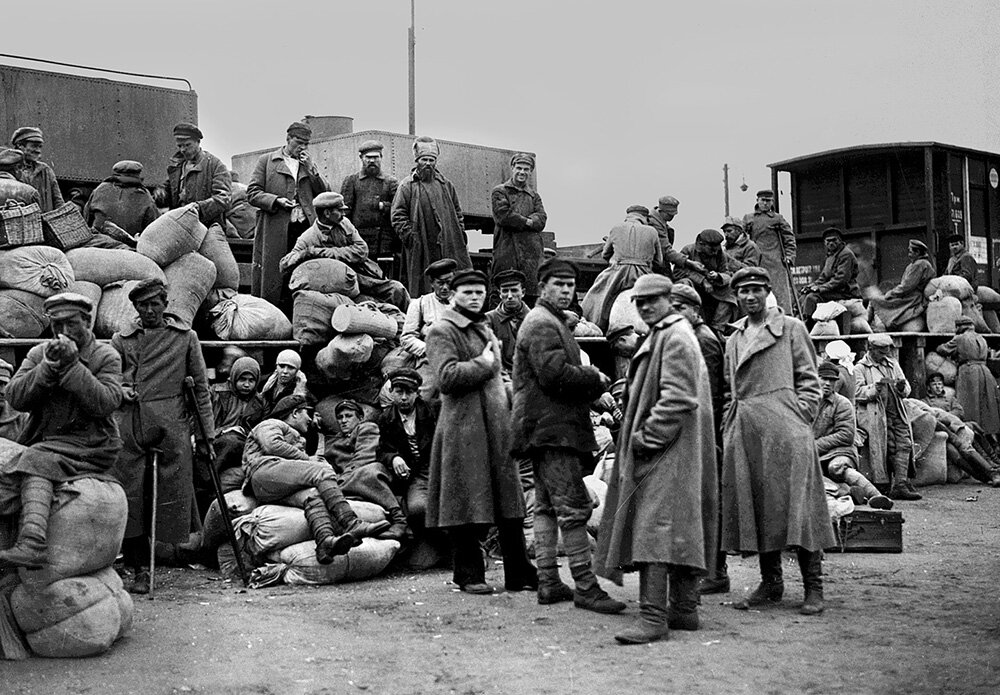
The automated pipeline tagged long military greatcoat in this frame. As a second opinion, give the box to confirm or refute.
[595,314,718,584]
[743,206,795,313]
[425,308,524,527]
[870,257,935,329]
[490,179,547,290]
[721,308,834,553]
[937,330,1000,434]
[854,352,913,485]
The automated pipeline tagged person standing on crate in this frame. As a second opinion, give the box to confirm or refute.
[936,316,1000,441]
[798,227,861,325]
[742,190,796,314]
[10,127,62,212]
[721,267,834,616]
[110,278,216,594]
[164,123,231,227]
[0,148,40,207]
[340,140,400,265]
[490,153,547,305]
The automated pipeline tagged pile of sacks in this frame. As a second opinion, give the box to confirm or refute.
[923,275,988,334]
[0,439,131,660]
[0,244,75,337]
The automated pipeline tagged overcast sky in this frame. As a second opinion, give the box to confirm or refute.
[3,0,998,251]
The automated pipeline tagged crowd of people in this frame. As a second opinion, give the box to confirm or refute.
[2,121,1000,650]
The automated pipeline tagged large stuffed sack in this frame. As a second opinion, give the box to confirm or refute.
[840,298,867,318]
[210,294,292,340]
[292,290,354,345]
[94,280,140,338]
[10,567,133,658]
[899,315,927,332]
[331,303,398,339]
[136,204,207,266]
[924,275,973,301]
[163,252,217,328]
[925,296,963,333]
[608,289,647,335]
[316,334,375,380]
[925,352,958,385]
[977,285,1000,307]
[67,280,102,330]
[0,246,74,298]
[288,258,359,297]
[202,491,259,555]
[198,223,240,290]
[64,247,164,286]
[811,301,848,322]
[809,320,840,337]
[268,537,400,586]
[0,289,48,338]
[235,501,387,559]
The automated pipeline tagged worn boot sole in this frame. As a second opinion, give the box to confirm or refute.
[316,533,358,564]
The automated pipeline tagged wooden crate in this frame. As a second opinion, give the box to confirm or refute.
[828,508,904,553]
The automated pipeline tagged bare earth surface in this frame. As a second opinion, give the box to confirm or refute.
[6,484,1000,695]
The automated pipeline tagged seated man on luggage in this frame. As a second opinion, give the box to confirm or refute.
[924,372,964,418]
[798,227,861,324]
[242,395,390,564]
[324,399,409,541]
[815,362,893,509]
[211,355,266,492]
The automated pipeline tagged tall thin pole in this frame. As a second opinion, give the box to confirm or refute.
[723,163,730,217]
[408,0,416,136]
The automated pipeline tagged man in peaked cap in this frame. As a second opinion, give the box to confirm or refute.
[799,227,861,324]
[398,257,459,403]
[743,189,796,314]
[1,293,123,569]
[869,238,937,330]
[674,229,744,334]
[83,160,160,238]
[490,152,547,304]
[341,139,400,259]
[248,120,331,304]
[946,233,979,290]
[486,269,530,374]
[0,147,40,207]
[11,126,63,212]
[391,136,473,296]
[164,121,231,227]
[648,195,693,278]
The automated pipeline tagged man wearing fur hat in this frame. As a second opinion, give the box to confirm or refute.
[490,153,547,303]
[164,122,231,226]
[0,147,40,207]
[84,160,160,238]
[249,121,331,304]
[340,140,400,260]
[391,136,473,296]
[10,126,62,212]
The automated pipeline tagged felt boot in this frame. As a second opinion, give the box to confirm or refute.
[565,525,625,614]
[667,565,700,630]
[304,495,356,563]
[0,476,52,570]
[534,513,572,604]
[733,551,784,610]
[699,551,731,594]
[615,563,669,645]
[843,469,893,510]
[316,480,391,539]
[796,548,824,615]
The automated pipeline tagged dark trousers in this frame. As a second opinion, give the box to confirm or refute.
[448,520,532,587]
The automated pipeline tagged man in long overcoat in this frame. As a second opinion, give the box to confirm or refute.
[425,269,535,594]
[722,267,834,616]
[164,122,231,227]
[391,136,473,297]
[869,239,936,330]
[936,317,1000,436]
[0,294,123,569]
[110,279,215,594]
[511,258,625,614]
[490,153,547,303]
[742,190,796,314]
[799,227,861,322]
[595,274,717,645]
[248,121,330,304]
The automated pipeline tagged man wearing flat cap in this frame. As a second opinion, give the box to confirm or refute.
[595,272,718,644]
[110,277,215,593]
[742,190,796,314]
[722,216,762,267]
[0,147,41,207]
[11,126,63,212]
[279,191,409,311]
[674,228,744,334]
[869,239,936,330]
[164,122,231,228]
[490,153,547,304]
[486,269,530,373]
[249,121,331,304]
[945,233,978,290]
[512,258,625,613]
[400,258,458,401]
[83,160,160,238]
[799,227,861,323]
[391,136,473,296]
[340,140,400,260]
[648,195,692,278]
[1,293,123,569]
[722,267,834,616]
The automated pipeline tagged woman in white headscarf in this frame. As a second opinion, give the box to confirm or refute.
[823,340,857,405]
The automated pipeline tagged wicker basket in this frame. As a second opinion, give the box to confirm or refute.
[330,304,398,339]
[0,201,44,248]
[41,202,94,250]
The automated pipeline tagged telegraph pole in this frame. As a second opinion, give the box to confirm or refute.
[408,0,416,136]
[723,163,731,217]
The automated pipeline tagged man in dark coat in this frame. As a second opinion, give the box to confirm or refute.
[11,126,63,212]
[596,274,717,645]
[743,190,796,313]
[675,228,743,333]
[511,258,625,614]
[799,227,861,321]
[722,267,835,616]
[340,140,400,260]
[83,160,160,238]
[490,153,547,302]
[0,293,123,569]
[110,278,215,594]
[648,196,691,277]
[164,122,231,227]
[248,121,330,304]
[0,147,40,207]
[391,136,473,297]
[485,269,530,373]
[426,269,535,594]
[945,234,979,290]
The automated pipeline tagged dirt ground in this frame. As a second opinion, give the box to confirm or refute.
[6,482,1000,695]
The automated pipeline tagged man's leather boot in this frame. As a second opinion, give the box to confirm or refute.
[797,548,825,615]
[565,525,625,614]
[667,564,701,630]
[0,476,52,570]
[615,563,669,644]
[699,551,731,594]
[316,480,391,539]
[303,495,355,563]
[379,505,411,542]
[534,513,572,604]
[733,550,784,610]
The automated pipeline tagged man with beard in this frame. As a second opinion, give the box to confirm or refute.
[248,121,330,304]
[401,258,457,401]
[391,136,473,297]
[674,228,743,333]
[10,126,62,212]
[426,269,535,594]
[722,267,834,616]
[0,294,123,569]
[486,269,530,373]
[0,148,40,207]
[512,258,625,613]
[164,123,231,227]
[742,190,796,314]
[799,227,861,322]
[722,217,762,267]
[490,153,547,304]
[84,160,160,238]
[340,140,400,261]
[111,278,215,594]
[945,234,979,290]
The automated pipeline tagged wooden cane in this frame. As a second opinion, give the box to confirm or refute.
[148,446,162,600]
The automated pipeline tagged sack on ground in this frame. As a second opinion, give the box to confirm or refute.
[810,319,840,336]
[163,252,217,328]
[94,280,140,338]
[234,504,310,558]
[288,258,359,297]
[136,204,207,266]
[269,537,400,586]
[812,301,848,322]
[65,247,165,286]
[210,294,291,340]
[925,275,973,301]
[925,352,958,385]
[198,223,240,290]
[292,290,354,346]
[0,246,74,297]
[925,296,962,333]
[0,289,48,338]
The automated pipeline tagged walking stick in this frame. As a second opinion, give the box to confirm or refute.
[148,446,161,600]
[182,376,249,587]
